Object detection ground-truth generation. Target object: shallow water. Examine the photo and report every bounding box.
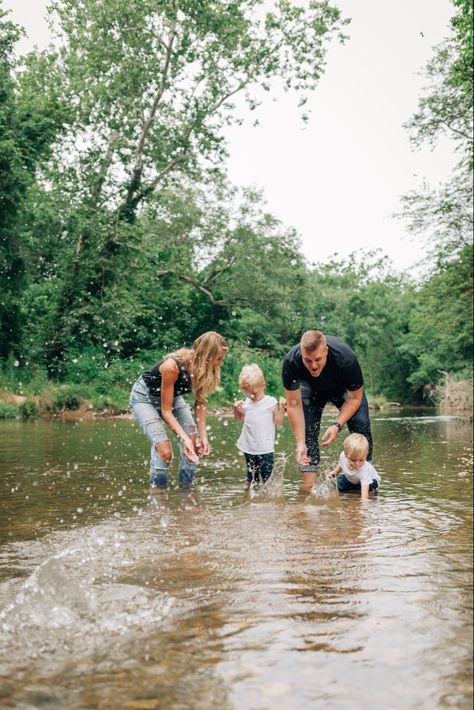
[0,411,472,709]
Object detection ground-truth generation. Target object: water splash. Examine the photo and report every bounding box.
[249,453,287,501]
[310,472,338,500]
[0,524,176,671]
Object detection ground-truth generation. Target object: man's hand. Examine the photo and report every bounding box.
[296,441,310,466]
[321,424,339,448]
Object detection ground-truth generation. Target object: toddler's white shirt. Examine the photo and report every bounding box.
[237,395,277,455]
[339,452,381,486]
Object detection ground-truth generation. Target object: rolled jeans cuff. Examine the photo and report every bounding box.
[299,465,319,473]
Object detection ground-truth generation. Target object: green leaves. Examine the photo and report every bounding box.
[25,0,348,222]
[395,1,473,399]
[402,244,473,390]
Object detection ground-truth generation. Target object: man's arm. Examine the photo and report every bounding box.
[321,386,364,448]
[284,387,310,466]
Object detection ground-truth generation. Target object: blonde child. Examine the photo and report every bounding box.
[233,364,286,486]
[328,433,380,499]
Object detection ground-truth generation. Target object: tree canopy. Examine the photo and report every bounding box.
[0,0,472,409]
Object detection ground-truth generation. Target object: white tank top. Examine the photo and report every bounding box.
[236,395,277,455]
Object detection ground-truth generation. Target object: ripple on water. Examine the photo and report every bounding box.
[0,415,472,709]
[0,516,185,677]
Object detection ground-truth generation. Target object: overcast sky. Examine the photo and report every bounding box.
[4,0,458,273]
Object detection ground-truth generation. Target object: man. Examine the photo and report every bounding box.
[282,330,373,485]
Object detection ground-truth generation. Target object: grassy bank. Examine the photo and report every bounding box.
[1,352,460,421]
[0,347,288,419]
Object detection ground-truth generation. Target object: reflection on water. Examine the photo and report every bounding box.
[0,412,472,709]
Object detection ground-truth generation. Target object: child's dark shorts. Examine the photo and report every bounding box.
[244,453,274,483]
[337,474,379,493]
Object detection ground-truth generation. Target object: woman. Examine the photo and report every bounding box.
[130,332,228,489]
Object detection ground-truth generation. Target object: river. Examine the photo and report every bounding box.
[0,411,472,709]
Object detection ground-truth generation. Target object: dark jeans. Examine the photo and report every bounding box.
[244,452,274,483]
[337,474,379,493]
[299,382,373,472]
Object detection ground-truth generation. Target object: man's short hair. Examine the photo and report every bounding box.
[300,330,326,352]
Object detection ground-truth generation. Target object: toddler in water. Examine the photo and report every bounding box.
[328,433,380,499]
[233,364,286,487]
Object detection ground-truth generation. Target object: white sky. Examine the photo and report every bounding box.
[4,0,458,273]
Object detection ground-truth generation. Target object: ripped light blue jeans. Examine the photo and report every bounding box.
[129,376,197,487]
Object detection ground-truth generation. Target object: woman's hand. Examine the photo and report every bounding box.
[195,435,211,456]
[182,436,199,463]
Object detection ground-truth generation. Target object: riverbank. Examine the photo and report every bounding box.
[0,387,438,422]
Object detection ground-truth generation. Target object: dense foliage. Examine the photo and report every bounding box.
[397,0,473,398]
[0,0,472,413]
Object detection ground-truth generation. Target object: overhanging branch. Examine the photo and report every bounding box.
[156,269,228,305]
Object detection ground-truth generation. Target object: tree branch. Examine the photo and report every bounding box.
[157,269,229,305]
[202,255,237,285]
[124,15,178,207]
[74,129,119,266]
[440,120,473,141]
[90,129,119,207]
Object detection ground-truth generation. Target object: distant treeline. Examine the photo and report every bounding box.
[0,0,472,409]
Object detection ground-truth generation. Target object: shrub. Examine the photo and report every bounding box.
[19,400,40,419]
[0,402,19,419]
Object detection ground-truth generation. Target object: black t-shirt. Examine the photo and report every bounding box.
[142,356,192,398]
[282,336,364,393]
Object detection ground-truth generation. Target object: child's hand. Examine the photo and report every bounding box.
[274,396,286,426]
[233,399,244,421]
[327,464,342,479]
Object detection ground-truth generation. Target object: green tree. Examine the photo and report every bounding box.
[397,0,473,398]
[400,243,473,394]
[0,9,65,358]
[398,0,473,258]
[16,0,347,370]
[307,252,416,401]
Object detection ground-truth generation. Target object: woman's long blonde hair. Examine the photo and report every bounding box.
[191,331,228,403]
